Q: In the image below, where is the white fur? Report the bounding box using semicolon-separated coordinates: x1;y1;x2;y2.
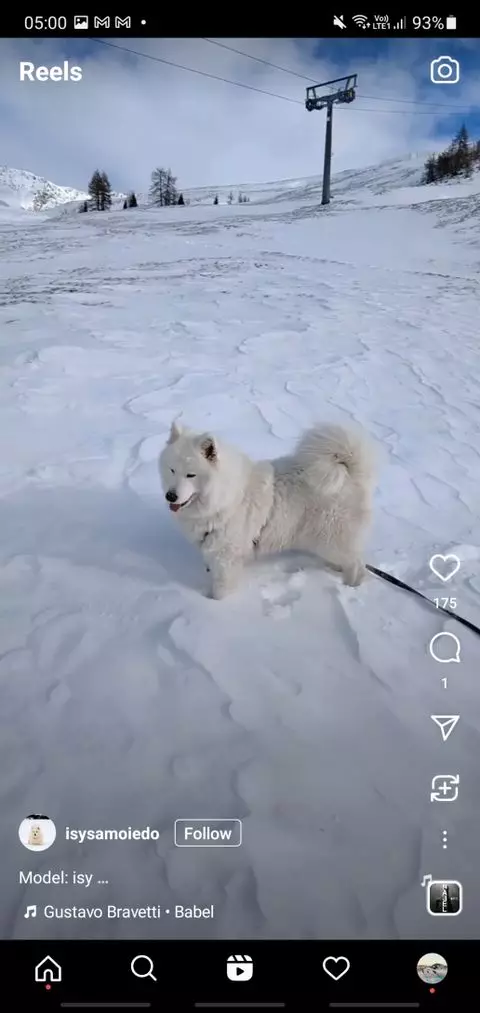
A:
159;420;376;599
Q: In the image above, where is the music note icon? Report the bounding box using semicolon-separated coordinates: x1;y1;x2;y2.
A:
24;904;37;918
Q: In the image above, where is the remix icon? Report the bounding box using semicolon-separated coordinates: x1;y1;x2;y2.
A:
417;952;448;984
430;774;459;802
421;874;462;916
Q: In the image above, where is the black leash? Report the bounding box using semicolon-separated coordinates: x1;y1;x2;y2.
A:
366;564;480;637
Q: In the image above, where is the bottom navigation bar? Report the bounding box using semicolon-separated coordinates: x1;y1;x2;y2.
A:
0;939;474;1009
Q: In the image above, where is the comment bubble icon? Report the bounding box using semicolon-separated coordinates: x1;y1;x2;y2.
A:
429;632;461;664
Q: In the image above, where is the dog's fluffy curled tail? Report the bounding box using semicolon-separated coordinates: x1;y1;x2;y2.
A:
295;423;376;497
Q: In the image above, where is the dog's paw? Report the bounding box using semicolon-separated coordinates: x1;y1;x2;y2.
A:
342;561;367;587
207;587;230;600
206;577;236;599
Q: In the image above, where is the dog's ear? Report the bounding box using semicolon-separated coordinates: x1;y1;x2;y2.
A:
199;434;217;462
167;420;182;443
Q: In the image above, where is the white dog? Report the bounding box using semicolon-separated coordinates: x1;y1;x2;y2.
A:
159;420;375;599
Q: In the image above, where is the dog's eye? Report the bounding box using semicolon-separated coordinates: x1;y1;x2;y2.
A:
186;473;196;479
170;468;175;474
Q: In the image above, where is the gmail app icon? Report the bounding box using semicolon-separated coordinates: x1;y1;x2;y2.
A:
93;16;110;28
115;16;131;27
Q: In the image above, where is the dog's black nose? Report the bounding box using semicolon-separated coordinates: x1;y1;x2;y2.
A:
165;489;178;503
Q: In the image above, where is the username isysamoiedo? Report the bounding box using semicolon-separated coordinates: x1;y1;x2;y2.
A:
19;61;82;82
65;826;160;844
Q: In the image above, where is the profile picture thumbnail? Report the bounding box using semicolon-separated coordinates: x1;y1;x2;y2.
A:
417;952;448;984
18;814;56;851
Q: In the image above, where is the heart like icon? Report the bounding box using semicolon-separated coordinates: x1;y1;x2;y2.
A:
429;553;460;583
322;956;350;981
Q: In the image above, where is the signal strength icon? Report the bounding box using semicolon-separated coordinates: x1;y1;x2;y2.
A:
394;17;407;29
352;14;369;28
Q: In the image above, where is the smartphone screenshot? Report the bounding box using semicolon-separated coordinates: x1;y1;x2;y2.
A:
0;13;479;1009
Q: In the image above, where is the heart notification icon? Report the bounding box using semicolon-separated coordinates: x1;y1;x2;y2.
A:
322;955;350;981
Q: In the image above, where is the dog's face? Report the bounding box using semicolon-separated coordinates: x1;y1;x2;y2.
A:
159;421;218;514
28;825;43;845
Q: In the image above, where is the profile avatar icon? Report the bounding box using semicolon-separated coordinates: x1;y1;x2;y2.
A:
18;814;56;852
417;952;448;984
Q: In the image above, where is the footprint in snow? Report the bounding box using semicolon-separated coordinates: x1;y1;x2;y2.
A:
261;570;306;619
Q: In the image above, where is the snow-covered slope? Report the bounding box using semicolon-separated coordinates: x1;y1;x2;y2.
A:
1;155;480;944
4;151;480;217
0;166;88;211
179;152;430;206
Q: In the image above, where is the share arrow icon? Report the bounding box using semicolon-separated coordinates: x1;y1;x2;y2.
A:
431;715;460;742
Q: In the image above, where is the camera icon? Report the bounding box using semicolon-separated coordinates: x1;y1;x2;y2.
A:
430;56;460;84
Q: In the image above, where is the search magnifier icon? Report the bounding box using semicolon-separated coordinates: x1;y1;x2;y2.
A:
131;954;157;981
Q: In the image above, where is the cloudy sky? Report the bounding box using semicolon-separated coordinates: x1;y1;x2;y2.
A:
1;36;479;192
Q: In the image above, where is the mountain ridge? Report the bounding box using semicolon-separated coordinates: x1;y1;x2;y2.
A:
1;152;479;216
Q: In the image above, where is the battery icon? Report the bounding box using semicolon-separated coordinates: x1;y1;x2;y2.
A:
446;15;457;29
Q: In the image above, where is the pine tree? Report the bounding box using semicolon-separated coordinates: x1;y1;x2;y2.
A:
87;170;112;211
227;191;234;205
451;123;470;174
238;192;243;203
99;171;112;210
149;168;178;206
123;199;128;209
149;167;167;206
423;155;438;184
213;195;219;205
128;192;138;208
423;124;479;184
88;169;103;211
436;151;452;180
164;169;178;206
177;192;185;205
79;200;88;213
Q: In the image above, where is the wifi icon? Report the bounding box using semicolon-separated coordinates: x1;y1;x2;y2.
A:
353;14;369;28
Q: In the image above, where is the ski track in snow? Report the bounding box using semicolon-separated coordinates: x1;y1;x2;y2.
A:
0;169;480;941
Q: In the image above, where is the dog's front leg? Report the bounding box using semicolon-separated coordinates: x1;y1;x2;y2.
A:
204;551;244;599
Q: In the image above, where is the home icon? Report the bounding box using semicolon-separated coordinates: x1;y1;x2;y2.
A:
35;955;62;983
